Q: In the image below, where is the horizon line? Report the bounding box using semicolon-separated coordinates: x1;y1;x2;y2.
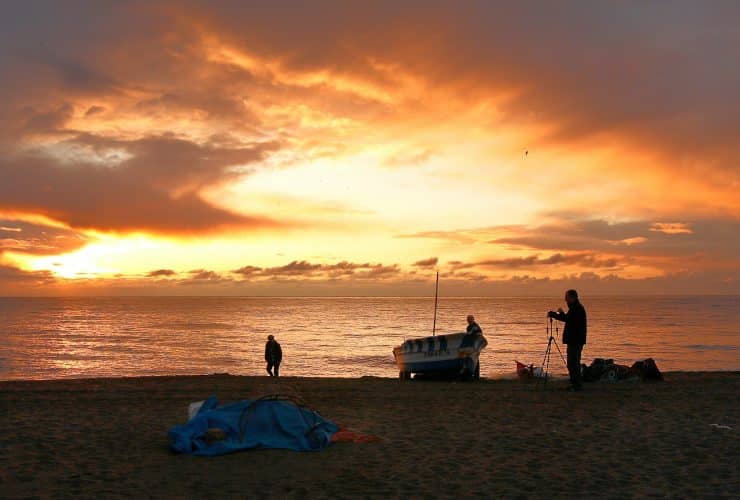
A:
1;293;738;299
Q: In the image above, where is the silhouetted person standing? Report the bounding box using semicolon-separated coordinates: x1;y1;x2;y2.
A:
548;290;587;391
265;335;282;377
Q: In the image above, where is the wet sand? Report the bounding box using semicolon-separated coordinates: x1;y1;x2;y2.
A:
1;373;738;498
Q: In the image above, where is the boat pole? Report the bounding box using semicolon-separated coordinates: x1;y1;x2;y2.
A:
432;271;439;336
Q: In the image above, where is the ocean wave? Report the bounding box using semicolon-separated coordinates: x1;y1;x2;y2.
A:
686;344;737;351
148;321;237;330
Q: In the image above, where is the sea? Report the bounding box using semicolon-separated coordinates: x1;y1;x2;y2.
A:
0;296;738;380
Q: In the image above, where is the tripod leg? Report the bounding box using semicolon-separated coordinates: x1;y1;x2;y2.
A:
540;340;551;373
539;338;553;390
553;339;568;369
538;318;556;391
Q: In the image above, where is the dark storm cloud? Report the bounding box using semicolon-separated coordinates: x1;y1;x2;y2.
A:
0;134;281;233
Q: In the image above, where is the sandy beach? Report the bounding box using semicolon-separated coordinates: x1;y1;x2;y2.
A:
1;373;738;498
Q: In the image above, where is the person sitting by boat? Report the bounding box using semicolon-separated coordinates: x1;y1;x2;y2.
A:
461;315;484;349
466;315;482;335
264;335;283;377
465;315;485;380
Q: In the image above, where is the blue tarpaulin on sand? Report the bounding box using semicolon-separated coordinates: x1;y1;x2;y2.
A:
168;396;339;456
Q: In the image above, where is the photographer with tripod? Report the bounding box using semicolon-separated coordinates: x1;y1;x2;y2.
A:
548;289;587;391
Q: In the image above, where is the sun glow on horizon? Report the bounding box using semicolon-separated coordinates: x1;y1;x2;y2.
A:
15;236;166;279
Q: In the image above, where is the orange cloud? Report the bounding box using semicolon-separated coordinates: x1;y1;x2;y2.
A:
0;135;282;234
413;257;439;268
1;1;738;295
651;223;693;235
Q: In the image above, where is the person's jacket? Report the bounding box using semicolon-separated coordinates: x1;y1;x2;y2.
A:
466;322;482;335
265;340;283;363
551;301;587;345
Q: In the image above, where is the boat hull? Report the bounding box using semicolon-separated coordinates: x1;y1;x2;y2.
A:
393;331;487;378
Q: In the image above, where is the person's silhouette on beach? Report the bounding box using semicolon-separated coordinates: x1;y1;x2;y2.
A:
548;289;587;391
265;335;282;377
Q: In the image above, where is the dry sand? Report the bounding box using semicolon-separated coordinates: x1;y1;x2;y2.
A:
1;373;738;498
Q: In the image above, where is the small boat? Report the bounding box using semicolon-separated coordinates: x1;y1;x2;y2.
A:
392;271;488;380
393;331;488;380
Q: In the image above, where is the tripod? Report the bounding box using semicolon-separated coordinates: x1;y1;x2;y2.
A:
539;317;568;389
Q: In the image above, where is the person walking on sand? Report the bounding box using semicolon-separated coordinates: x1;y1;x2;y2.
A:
265;335;282;377
548;289;587;391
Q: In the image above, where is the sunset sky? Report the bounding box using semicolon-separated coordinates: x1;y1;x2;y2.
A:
1;1;738;296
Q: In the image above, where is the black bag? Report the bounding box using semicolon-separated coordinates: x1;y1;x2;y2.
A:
631;358;663;381
582;358;614;382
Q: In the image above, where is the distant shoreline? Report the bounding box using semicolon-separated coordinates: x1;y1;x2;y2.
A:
2;370;739;385
1;294;739;299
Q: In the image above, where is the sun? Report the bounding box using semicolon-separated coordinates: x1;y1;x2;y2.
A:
19;235;164;279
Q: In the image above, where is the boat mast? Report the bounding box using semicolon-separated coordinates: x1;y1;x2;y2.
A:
432;271;439;336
